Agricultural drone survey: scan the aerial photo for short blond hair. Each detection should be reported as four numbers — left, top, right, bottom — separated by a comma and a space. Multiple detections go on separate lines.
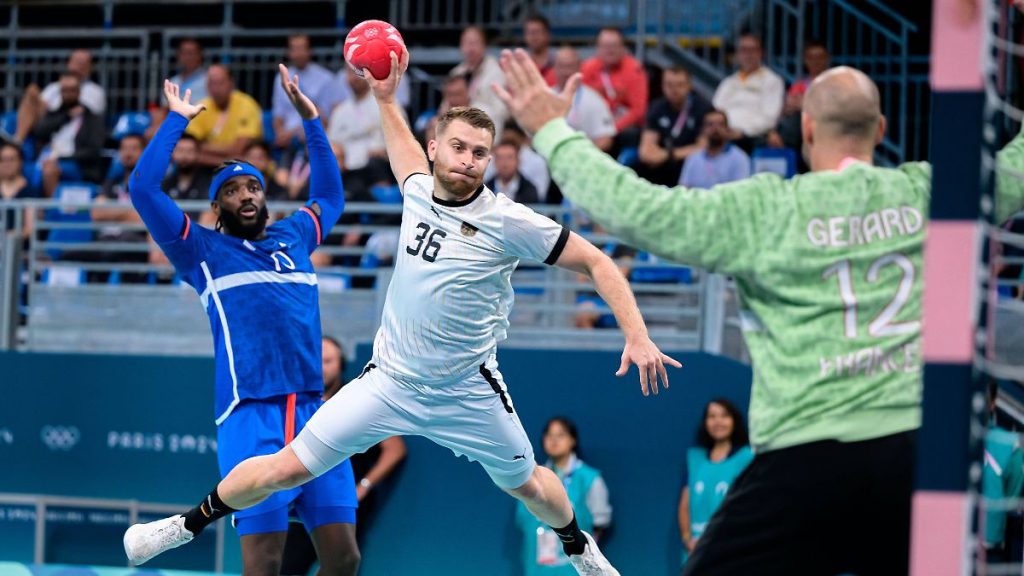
436, 106, 496, 141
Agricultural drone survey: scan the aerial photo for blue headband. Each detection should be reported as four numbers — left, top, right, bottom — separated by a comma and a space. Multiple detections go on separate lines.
209, 162, 266, 201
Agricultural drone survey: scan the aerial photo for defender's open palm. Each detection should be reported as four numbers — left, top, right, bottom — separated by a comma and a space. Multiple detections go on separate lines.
493, 48, 581, 134
163, 79, 205, 121
278, 63, 319, 121
364, 49, 408, 104
618, 335, 682, 397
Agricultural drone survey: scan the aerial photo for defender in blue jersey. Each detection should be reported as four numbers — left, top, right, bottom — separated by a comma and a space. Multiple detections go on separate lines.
122, 68, 360, 574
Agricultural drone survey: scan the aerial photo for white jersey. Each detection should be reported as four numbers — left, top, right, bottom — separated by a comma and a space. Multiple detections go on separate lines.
372, 173, 569, 386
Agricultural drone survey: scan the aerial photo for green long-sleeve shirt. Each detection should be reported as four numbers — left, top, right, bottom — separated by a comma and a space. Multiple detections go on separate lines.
534, 118, 1024, 452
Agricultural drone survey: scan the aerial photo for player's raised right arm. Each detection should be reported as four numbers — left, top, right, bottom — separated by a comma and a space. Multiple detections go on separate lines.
495, 48, 769, 277
365, 49, 429, 188
129, 80, 206, 243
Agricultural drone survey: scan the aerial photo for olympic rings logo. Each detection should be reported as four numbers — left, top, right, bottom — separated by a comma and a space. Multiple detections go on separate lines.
40, 426, 80, 451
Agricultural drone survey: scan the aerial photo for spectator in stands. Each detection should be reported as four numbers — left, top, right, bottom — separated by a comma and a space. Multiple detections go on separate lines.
712, 33, 784, 150
161, 133, 214, 224
186, 64, 263, 167
486, 140, 540, 204
15, 49, 106, 144
0, 142, 37, 239
273, 34, 343, 153
170, 39, 209, 106
581, 28, 648, 145
554, 47, 616, 153
163, 134, 211, 203
281, 337, 407, 573
440, 74, 472, 113
678, 399, 753, 568
524, 14, 557, 86
417, 75, 471, 143
983, 381, 1024, 563
679, 110, 751, 189
91, 134, 148, 281
147, 39, 208, 140
766, 42, 829, 171
788, 40, 831, 99
32, 72, 106, 196
328, 67, 395, 192
484, 121, 550, 202
450, 26, 508, 135
517, 417, 611, 575
638, 66, 712, 186
243, 141, 289, 201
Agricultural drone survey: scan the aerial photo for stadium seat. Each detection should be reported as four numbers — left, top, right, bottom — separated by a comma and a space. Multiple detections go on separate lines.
617, 146, 639, 167
0, 111, 16, 137
22, 163, 42, 194
44, 182, 97, 260
105, 156, 126, 183
262, 110, 276, 145
629, 251, 692, 284
370, 184, 402, 204
111, 111, 151, 140
752, 147, 797, 179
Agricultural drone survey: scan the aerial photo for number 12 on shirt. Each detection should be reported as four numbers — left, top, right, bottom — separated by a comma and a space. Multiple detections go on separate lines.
821, 253, 920, 339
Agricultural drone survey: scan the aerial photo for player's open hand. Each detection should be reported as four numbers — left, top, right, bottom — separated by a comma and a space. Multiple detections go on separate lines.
163, 79, 205, 121
278, 64, 319, 121
365, 48, 409, 105
617, 334, 682, 397
493, 48, 581, 135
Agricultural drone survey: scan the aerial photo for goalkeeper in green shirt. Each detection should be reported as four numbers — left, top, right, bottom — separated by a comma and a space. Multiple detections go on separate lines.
494, 49, 1024, 575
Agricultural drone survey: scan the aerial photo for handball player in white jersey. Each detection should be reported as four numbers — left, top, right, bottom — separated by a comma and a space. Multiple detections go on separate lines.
123, 50, 679, 575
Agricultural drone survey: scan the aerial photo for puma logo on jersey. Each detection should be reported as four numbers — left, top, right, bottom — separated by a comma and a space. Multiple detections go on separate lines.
430, 206, 441, 219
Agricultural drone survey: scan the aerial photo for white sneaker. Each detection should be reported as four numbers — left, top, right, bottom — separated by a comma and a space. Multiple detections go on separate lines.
569, 531, 620, 576
123, 514, 194, 565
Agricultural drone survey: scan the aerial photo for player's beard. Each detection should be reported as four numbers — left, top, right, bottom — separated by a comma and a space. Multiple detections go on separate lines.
218, 202, 269, 240
436, 168, 483, 198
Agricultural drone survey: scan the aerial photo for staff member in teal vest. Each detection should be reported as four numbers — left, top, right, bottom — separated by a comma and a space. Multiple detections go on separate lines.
517, 417, 612, 575
679, 399, 753, 568
983, 382, 1024, 563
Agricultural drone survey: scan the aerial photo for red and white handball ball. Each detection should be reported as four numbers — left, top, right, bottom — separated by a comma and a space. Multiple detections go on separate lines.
344, 20, 406, 81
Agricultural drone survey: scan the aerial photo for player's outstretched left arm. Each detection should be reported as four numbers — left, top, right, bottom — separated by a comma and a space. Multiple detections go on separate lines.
554, 232, 682, 396
279, 64, 344, 234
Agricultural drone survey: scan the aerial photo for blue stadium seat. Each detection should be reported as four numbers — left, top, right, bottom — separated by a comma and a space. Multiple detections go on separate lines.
105, 156, 125, 183
413, 110, 437, 134
629, 251, 692, 284
370, 184, 402, 204
617, 147, 639, 168
1, 111, 16, 137
111, 111, 151, 140
44, 182, 97, 260
752, 147, 797, 179
22, 163, 42, 195
263, 110, 276, 145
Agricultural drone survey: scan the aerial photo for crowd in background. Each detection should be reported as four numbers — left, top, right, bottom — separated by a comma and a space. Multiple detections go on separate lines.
0, 18, 831, 324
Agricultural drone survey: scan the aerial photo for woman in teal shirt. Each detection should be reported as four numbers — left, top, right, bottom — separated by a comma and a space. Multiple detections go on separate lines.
678, 399, 753, 568
517, 417, 612, 575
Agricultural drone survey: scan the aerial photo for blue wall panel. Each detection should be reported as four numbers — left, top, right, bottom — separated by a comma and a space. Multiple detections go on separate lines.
0, 348, 752, 575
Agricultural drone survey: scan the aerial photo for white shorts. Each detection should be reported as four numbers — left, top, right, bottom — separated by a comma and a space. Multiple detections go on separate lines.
291, 354, 537, 489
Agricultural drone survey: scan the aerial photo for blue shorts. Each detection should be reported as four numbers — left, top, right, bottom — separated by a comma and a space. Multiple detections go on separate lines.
217, 393, 357, 536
